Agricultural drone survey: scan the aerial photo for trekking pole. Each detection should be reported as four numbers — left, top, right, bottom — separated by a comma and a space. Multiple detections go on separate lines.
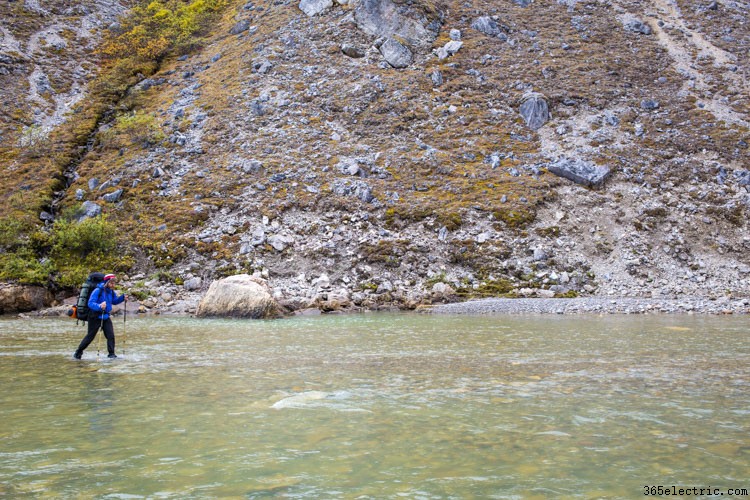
97, 319, 103, 359
122, 296, 127, 356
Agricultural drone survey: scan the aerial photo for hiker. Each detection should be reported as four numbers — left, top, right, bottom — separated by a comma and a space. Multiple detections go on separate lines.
73, 274, 126, 359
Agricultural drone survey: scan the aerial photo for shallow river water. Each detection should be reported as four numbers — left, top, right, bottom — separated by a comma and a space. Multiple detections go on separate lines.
0, 313, 748, 498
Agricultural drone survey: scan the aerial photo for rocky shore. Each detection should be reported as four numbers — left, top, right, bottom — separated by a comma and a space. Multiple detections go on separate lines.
25, 290, 750, 318
427, 296, 750, 315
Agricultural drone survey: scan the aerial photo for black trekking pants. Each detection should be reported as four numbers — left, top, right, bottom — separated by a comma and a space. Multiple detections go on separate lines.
76, 317, 115, 356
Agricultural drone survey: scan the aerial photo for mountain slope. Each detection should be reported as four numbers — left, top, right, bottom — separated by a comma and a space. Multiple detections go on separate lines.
1, 0, 748, 310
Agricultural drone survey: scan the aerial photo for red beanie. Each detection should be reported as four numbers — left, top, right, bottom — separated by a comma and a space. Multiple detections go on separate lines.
103, 274, 116, 281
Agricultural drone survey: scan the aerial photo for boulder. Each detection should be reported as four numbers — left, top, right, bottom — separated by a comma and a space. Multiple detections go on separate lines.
379, 37, 413, 68
299, 0, 332, 17
230, 19, 250, 34
471, 16, 502, 37
0, 284, 52, 314
519, 92, 550, 130
435, 40, 463, 59
546, 157, 611, 187
354, 0, 443, 50
623, 18, 652, 35
196, 274, 282, 319
77, 201, 102, 221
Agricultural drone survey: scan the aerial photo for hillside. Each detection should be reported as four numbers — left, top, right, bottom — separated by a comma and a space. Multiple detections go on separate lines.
1, 0, 748, 313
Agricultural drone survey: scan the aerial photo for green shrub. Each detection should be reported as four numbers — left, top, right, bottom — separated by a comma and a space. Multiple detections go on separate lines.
49, 215, 133, 287
102, 111, 165, 149
0, 248, 54, 285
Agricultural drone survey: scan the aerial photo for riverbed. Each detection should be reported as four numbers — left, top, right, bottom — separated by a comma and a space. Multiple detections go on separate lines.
1, 313, 748, 497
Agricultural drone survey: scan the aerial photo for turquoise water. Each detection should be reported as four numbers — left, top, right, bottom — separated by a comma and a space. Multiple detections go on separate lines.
0, 313, 748, 498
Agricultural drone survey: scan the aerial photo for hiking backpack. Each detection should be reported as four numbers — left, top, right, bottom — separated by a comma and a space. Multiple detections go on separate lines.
71, 272, 105, 323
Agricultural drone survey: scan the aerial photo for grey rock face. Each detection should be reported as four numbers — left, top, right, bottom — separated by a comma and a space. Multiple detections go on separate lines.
546, 157, 611, 187
379, 37, 413, 68
519, 93, 550, 130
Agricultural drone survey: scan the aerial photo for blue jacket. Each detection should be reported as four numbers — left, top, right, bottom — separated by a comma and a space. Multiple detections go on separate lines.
88, 283, 125, 320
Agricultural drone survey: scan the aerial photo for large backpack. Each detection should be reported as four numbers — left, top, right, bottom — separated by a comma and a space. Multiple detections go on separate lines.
71, 272, 105, 323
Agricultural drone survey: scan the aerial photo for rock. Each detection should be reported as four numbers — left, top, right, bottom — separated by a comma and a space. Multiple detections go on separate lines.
341, 44, 365, 58
75, 189, 85, 200
354, 0, 443, 50
183, 277, 202, 291
519, 92, 550, 130
546, 157, 611, 187
267, 233, 295, 251
533, 248, 548, 261
102, 189, 123, 203
230, 19, 250, 34
299, 0, 332, 16
0, 284, 52, 313
196, 274, 282, 319
331, 179, 375, 203
471, 16, 503, 37
623, 18, 652, 35
78, 201, 102, 221
379, 37, 413, 68
431, 282, 455, 296
430, 69, 443, 86
450, 29, 461, 41
435, 40, 463, 59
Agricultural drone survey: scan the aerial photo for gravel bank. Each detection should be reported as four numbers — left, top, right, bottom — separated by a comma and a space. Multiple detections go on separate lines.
427, 297, 750, 315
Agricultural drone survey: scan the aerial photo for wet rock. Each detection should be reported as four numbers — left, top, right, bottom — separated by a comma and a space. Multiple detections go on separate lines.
196, 274, 283, 319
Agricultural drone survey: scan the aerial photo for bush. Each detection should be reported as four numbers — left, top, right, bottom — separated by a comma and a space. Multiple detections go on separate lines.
50, 216, 134, 287
0, 248, 54, 285
102, 111, 165, 149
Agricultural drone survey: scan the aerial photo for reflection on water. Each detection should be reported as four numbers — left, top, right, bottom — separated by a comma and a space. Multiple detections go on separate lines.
0, 314, 748, 498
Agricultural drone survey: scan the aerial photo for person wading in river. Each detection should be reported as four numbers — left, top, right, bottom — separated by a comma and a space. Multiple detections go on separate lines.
73, 274, 126, 359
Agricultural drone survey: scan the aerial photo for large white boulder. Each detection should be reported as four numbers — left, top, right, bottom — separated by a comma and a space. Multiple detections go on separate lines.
196, 274, 282, 319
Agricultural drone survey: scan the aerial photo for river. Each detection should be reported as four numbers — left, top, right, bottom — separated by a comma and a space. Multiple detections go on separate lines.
0, 313, 748, 498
